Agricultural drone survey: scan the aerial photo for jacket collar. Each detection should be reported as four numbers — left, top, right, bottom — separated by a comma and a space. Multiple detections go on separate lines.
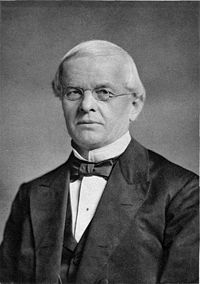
38, 137, 149, 187
119, 138, 149, 185
30, 161, 70, 282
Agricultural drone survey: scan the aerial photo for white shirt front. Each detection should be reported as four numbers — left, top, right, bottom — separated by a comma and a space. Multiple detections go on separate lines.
70, 132, 131, 242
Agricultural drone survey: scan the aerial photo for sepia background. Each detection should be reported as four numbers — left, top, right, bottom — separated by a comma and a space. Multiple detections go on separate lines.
0, 1, 199, 241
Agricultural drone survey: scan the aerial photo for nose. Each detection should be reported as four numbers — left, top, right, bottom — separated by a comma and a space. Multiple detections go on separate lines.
79, 90, 97, 113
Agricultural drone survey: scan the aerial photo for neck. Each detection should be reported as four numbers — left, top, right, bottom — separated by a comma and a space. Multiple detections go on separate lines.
71, 141, 90, 159
71, 132, 132, 162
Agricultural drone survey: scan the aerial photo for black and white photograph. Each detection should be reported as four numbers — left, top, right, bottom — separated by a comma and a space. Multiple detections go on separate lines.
0, 2, 199, 283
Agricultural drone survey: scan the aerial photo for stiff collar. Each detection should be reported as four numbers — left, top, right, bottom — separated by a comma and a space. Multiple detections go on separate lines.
72, 132, 131, 163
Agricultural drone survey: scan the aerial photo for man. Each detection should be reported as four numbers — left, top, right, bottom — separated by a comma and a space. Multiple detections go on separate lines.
0, 40, 198, 284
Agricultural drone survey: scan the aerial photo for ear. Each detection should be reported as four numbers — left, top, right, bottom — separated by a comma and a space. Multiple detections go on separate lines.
129, 93, 145, 122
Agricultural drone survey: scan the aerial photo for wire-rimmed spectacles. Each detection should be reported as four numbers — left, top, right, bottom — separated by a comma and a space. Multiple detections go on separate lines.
62, 86, 134, 102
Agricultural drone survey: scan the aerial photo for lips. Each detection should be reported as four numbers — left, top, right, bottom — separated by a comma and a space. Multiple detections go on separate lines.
77, 121, 100, 125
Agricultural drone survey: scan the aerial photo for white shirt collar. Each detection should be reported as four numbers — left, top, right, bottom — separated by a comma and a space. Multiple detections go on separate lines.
72, 131, 131, 163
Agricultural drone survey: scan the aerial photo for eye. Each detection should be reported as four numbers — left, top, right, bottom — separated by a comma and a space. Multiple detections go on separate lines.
95, 88, 114, 101
64, 88, 83, 100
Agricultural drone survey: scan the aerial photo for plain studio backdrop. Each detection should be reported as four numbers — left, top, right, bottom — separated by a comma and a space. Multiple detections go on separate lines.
0, 2, 199, 241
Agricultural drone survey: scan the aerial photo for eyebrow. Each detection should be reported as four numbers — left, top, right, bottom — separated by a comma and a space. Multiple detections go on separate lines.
93, 83, 115, 90
66, 83, 116, 91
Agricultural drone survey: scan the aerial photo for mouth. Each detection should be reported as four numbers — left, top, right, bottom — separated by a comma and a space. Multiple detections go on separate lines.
77, 121, 101, 125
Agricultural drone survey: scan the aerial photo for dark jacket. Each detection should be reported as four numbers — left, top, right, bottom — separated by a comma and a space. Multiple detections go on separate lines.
0, 139, 199, 283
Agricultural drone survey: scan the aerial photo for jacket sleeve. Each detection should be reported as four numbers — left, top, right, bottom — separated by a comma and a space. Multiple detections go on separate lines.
0, 183, 29, 282
159, 173, 199, 283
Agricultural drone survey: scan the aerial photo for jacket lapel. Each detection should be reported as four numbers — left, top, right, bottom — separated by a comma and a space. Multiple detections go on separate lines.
76, 139, 150, 283
30, 162, 70, 283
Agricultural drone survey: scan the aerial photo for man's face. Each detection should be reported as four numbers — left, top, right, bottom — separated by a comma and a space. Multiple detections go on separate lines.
61, 55, 134, 151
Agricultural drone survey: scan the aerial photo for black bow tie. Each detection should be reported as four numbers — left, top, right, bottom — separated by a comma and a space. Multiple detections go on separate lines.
69, 154, 117, 182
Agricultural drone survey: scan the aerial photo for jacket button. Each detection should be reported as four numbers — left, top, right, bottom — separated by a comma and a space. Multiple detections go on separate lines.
99, 279, 109, 284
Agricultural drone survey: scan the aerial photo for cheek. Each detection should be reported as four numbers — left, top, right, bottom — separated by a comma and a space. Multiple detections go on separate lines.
62, 102, 76, 123
106, 102, 131, 126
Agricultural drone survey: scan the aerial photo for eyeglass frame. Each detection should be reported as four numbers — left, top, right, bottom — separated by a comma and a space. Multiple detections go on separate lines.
61, 86, 136, 102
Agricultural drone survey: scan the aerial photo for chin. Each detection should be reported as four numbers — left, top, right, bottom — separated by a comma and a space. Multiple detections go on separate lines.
81, 140, 102, 150
76, 136, 105, 150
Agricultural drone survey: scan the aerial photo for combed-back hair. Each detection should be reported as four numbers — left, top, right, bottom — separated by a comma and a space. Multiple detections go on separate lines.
52, 40, 146, 101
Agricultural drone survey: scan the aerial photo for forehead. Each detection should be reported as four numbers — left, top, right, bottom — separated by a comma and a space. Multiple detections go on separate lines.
61, 55, 128, 89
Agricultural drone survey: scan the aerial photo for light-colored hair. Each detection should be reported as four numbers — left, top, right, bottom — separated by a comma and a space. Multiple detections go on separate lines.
52, 40, 146, 101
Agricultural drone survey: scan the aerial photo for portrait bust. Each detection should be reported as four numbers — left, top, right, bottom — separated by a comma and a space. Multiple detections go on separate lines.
0, 3, 198, 284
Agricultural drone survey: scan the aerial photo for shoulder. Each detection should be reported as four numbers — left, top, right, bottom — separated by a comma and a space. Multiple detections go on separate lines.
147, 148, 198, 181
147, 148, 198, 199
120, 138, 198, 196
17, 160, 69, 198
